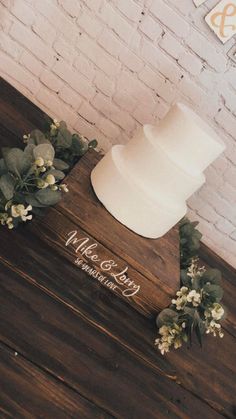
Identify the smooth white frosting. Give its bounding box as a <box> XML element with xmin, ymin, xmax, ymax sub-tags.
<box><xmin>91</xmin><ymin>146</ymin><xmax>186</xmax><ymax>238</ymax></box>
<box><xmin>91</xmin><ymin>102</ymin><xmax>225</xmax><ymax>238</ymax></box>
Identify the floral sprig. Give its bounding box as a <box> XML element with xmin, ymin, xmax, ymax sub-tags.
<box><xmin>0</xmin><ymin>119</ymin><xmax>97</xmax><ymax>229</ymax></box>
<box><xmin>155</xmin><ymin>218</ymin><xmax>225</xmax><ymax>355</ymax></box>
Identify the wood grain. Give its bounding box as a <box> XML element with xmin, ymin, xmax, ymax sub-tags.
<box><xmin>0</xmin><ymin>76</ymin><xmax>236</xmax><ymax>419</ymax></box>
<box><xmin>0</xmin><ymin>260</ymin><xmax>224</xmax><ymax>419</ymax></box>
<box><xmin>0</xmin><ymin>342</ymin><xmax>111</xmax><ymax>419</ymax></box>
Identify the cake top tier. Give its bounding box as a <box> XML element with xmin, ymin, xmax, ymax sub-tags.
<box><xmin>146</xmin><ymin>103</ymin><xmax>225</xmax><ymax>176</ymax></box>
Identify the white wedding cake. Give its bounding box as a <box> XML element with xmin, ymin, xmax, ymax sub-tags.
<box><xmin>91</xmin><ymin>103</ymin><xmax>225</xmax><ymax>238</ymax></box>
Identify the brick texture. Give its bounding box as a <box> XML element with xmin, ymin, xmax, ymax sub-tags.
<box><xmin>0</xmin><ymin>0</ymin><xmax>236</xmax><ymax>268</ymax></box>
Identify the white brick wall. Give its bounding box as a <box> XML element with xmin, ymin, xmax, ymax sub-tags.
<box><xmin>0</xmin><ymin>0</ymin><xmax>236</xmax><ymax>268</ymax></box>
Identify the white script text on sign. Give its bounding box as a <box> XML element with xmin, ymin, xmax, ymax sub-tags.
<box><xmin>65</xmin><ymin>230</ymin><xmax>141</xmax><ymax>297</ymax></box>
<box><xmin>205</xmin><ymin>0</ymin><xmax>236</xmax><ymax>43</ymax></box>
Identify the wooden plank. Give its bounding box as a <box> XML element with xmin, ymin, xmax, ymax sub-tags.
<box><xmin>58</xmin><ymin>150</ymin><xmax>180</xmax><ymax>291</ymax></box>
<box><xmin>0</xmin><ymin>261</ymin><xmax>224</xmax><ymax>419</ymax></box>
<box><xmin>35</xmin><ymin>149</ymin><xmax>179</xmax><ymax>316</ymax></box>
<box><xmin>32</xmin><ymin>208</ymin><xmax>173</xmax><ymax>316</ymax></box>
<box><xmin>0</xmin><ymin>342</ymin><xmax>111</xmax><ymax>419</ymax></box>
<box><xmin>0</xmin><ymin>227</ymin><xmax>235</xmax><ymax>417</ymax></box>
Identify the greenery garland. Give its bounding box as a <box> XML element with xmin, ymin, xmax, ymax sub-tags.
<box><xmin>155</xmin><ymin>218</ymin><xmax>225</xmax><ymax>355</ymax></box>
<box><xmin>0</xmin><ymin>119</ymin><xmax>226</xmax><ymax>355</ymax></box>
<box><xmin>0</xmin><ymin>118</ymin><xmax>97</xmax><ymax>229</ymax></box>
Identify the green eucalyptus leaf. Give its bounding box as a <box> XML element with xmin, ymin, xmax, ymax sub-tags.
<box><xmin>56</xmin><ymin>127</ymin><xmax>72</xmax><ymax>148</ymax></box>
<box><xmin>25</xmin><ymin>194</ymin><xmax>47</xmax><ymax>208</ymax></box>
<box><xmin>71</xmin><ymin>136</ymin><xmax>88</xmax><ymax>156</ymax></box>
<box><xmin>35</xmin><ymin>189</ymin><xmax>62</xmax><ymax>206</ymax></box>
<box><xmin>53</xmin><ymin>158</ymin><xmax>69</xmax><ymax>171</ymax></box>
<box><xmin>0</xmin><ymin>158</ymin><xmax>7</xmax><ymax>176</ymax></box>
<box><xmin>88</xmin><ymin>139</ymin><xmax>98</xmax><ymax>149</ymax></box>
<box><xmin>45</xmin><ymin>169</ymin><xmax>65</xmax><ymax>180</ymax></box>
<box><xmin>203</xmin><ymin>283</ymin><xmax>224</xmax><ymax>302</ymax></box>
<box><xmin>2</xmin><ymin>148</ymin><xmax>25</xmax><ymax>176</ymax></box>
<box><xmin>33</xmin><ymin>144</ymin><xmax>55</xmax><ymax>162</ymax></box>
<box><xmin>30</xmin><ymin>129</ymin><xmax>50</xmax><ymax>145</ymax></box>
<box><xmin>201</xmin><ymin>268</ymin><xmax>222</xmax><ymax>286</ymax></box>
<box><xmin>0</xmin><ymin>173</ymin><xmax>15</xmax><ymax>200</ymax></box>
<box><xmin>156</xmin><ymin>308</ymin><xmax>179</xmax><ymax>328</ymax></box>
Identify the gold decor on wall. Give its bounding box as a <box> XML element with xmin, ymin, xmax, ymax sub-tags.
<box><xmin>205</xmin><ymin>0</ymin><xmax>236</xmax><ymax>43</ymax></box>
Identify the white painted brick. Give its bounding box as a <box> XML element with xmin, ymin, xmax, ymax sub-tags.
<box><xmin>73</xmin><ymin>53</ymin><xmax>95</xmax><ymax>80</ymax></box>
<box><xmin>223</xmin><ymin>165</ymin><xmax>236</xmax><ymax>188</ymax></box>
<box><xmin>141</xmin><ymin>38</ymin><xmax>183</xmax><ymax>83</ymax></box>
<box><xmin>53</xmin><ymin>59</ymin><xmax>96</xmax><ymax>99</ymax></box>
<box><xmin>81</xmin><ymin>0</ymin><xmax>103</xmax><ymax>13</ymax></box>
<box><xmin>92</xmin><ymin>93</ymin><xmax>136</xmax><ymax>132</ymax></box>
<box><xmin>58</xmin><ymin>0</ymin><xmax>81</xmax><ymax>18</ymax></box>
<box><xmin>59</xmin><ymin>85</ymin><xmax>82</xmax><ymax>109</ymax></box>
<box><xmin>94</xmin><ymin>71</ymin><xmax>114</xmax><ymax>96</ymax></box>
<box><xmin>139</xmin><ymin>15</ymin><xmax>163</xmax><ymax>40</ymax></box>
<box><xmin>0</xmin><ymin>51</ymin><xmax>40</xmax><ymax>95</ymax></box>
<box><xmin>230</xmin><ymin>230</ymin><xmax>236</xmax><ymax>241</ymax></box>
<box><xmin>150</xmin><ymin>0</ymin><xmax>190</xmax><ymax>38</ymax></box>
<box><xmin>36</xmin><ymin>87</ymin><xmax>78</xmax><ymax>127</ymax></box>
<box><xmin>113</xmin><ymin>91</ymin><xmax>137</xmax><ymax>112</ymax></box>
<box><xmin>218</xmin><ymin>182</ymin><xmax>236</xmax><ymax>204</ymax></box>
<box><xmin>10</xmin><ymin>21</ymin><xmax>54</xmax><ymax>65</ymax></box>
<box><xmin>132</xmin><ymin>102</ymin><xmax>156</xmax><ymax>124</ymax></box>
<box><xmin>11</xmin><ymin>0</ymin><xmax>35</xmax><ymax>26</ymax></box>
<box><xmin>167</xmin><ymin>0</ymin><xmax>194</xmax><ymax>15</ymax></box>
<box><xmin>119</xmin><ymin>47</ymin><xmax>144</xmax><ymax>72</ymax></box>
<box><xmin>98</xmin><ymin>117</ymin><xmax>121</xmax><ymax>139</ymax></box>
<box><xmin>159</xmin><ymin>33</ymin><xmax>185</xmax><ymax>60</ymax></box>
<box><xmin>98</xmin><ymin>28</ymin><xmax>123</xmax><ymax>57</ymax></box>
<box><xmin>19</xmin><ymin>50</ymin><xmax>44</xmax><ymax>77</ymax></box>
<box><xmin>178</xmin><ymin>51</ymin><xmax>203</xmax><ymax>76</ymax></box>
<box><xmin>139</xmin><ymin>66</ymin><xmax>176</xmax><ymax>103</ymax></box>
<box><xmin>198</xmin><ymin>69</ymin><xmax>220</xmax><ymax>92</ymax></box>
<box><xmin>215</xmin><ymin>108</ymin><xmax>236</xmax><ymax>138</ymax></box>
<box><xmin>0</xmin><ymin>31</ymin><xmax>22</xmax><ymax>59</ymax></box>
<box><xmin>78</xmin><ymin>102</ymin><xmax>100</xmax><ymax>126</ymax></box>
<box><xmin>53</xmin><ymin>38</ymin><xmax>76</xmax><ymax>64</ymax></box>
<box><xmin>40</xmin><ymin>70</ymin><xmax>63</xmax><ymax>92</ymax></box>
<box><xmin>215</xmin><ymin>218</ymin><xmax>235</xmax><ymax>235</ymax></box>
<box><xmin>116</xmin><ymin>0</ymin><xmax>143</xmax><ymax>22</ymax></box>
<box><xmin>178</xmin><ymin>76</ymin><xmax>206</xmax><ymax>104</ymax></box>
<box><xmin>77</xmin><ymin>10</ymin><xmax>103</xmax><ymax>38</ymax></box>
<box><xmin>77</xmin><ymin>33</ymin><xmax>121</xmax><ymax>76</ymax></box>
<box><xmin>205</xmin><ymin>166</ymin><xmax>224</xmax><ymax>188</ymax></box>
<box><xmin>98</xmin><ymin>2</ymin><xmax>134</xmax><ymax>42</ymax></box>
<box><xmin>117</xmin><ymin>69</ymin><xmax>156</xmax><ymax>105</ymax></box>
<box><xmin>32</xmin><ymin>15</ymin><xmax>57</xmax><ymax>45</ymax></box>
<box><xmin>33</xmin><ymin>0</ymin><xmax>77</xmax><ymax>43</ymax></box>
<box><xmin>187</xmin><ymin>29</ymin><xmax>227</xmax><ymax>72</ymax></box>
<box><xmin>153</xmin><ymin>100</ymin><xmax>169</xmax><ymax>120</ymax></box>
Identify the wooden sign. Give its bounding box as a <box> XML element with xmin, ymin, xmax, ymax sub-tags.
<box><xmin>193</xmin><ymin>0</ymin><xmax>207</xmax><ymax>6</ymax></box>
<box><xmin>33</xmin><ymin>150</ymin><xmax>180</xmax><ymax>318</ymax></box>
<box><xmin>205</xmin><ymin>0</ymin><xmax>236</xmax><ymax>43</ymax></box>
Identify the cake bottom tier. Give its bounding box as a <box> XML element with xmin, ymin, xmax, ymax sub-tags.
<box><xmin>91</xmin><ymin>146</ymin><xmax>187</xmax><ymax>238</ymax></box>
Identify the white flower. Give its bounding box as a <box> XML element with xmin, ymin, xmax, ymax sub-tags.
<box><xmin>11</xmin><ymin>204</ymin><xmax>33</xmax><ymax>222</ymax></box>
<box><xmin>37</xmin><ymin>179</ymin><xmax>48</xmax><ymax>189</ymax></box>
<box><xmin>211</xmin><ymin>303</ymin><xmax>224</xmax><ymax>321</ymax></box>
<box><xmin>46</xmin><ymin>160</ymin><xmax>53</xmax><ymax>167</ymax></box>
<box><xmin>51</xmin><ymin>185</ymin><xmax>58</xmax><ymax>191</ymax></box>
<box><xmin>35</xmin><ymin>157</ymin><xmax>45</xmax><ymax>167</ymax></box>
<box><xmin>186</xmin><ymin>290</ymin><xmax>201</xmax><ymax>307</ymax></box>
<box><xmin>45</xmin><ymin>174</ymin><xmax>56</xmax><ymax>185</ymax></box>
<box><xmin>6</xmin><ymin>217</ymin><xmax>14</xmax><ymax>229</ymax></box>
<box><xmin>206</xmin><ymin>320</ymin><xmax>224</xmax><ymax>338</ymax></box>
<box><xmin>172</xmin><ymin>287</ymin><xmax>189</xmax><ymax>310</ymax></box>
<box><xmin>60</xmin><ymin>183</ymin><xmax>69</xmax><ymax>192</ymax></box>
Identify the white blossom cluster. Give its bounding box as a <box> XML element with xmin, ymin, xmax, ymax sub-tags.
<box><xmin>155</xmin><ymin>323</ymin><xmax>188</xmax><ymax>355</ymax></box>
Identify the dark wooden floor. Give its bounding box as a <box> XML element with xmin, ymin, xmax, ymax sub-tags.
<box><xmin>0</xmin><ymin>77</ymin><xmax>236</xmax><ymax>419</ymax></box>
